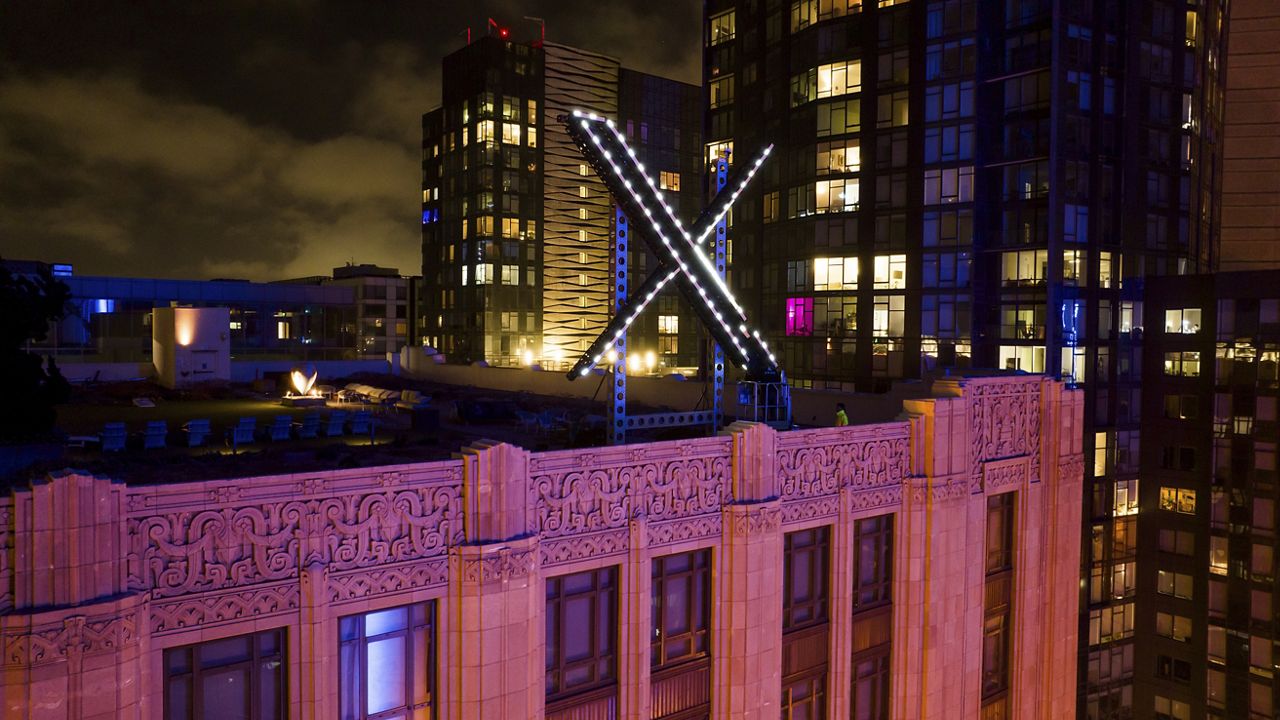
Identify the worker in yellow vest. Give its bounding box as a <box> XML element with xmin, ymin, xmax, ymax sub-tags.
<box><xmin>835</xmin><ymin>402</ymin><xmax>849</xmax><ymax>427</ymax></box>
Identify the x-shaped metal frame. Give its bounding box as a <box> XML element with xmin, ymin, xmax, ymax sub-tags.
<box><xmin>560</xmin><ymin>111</ymin><xmax>781</xmax><ymax>382</ymax></box>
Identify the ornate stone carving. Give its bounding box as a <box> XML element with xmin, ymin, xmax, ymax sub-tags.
<box><xmin>4</xmin><ymin>614</ymin><xmax>138</xmax><ymax>666</ymax></box>
<box><xmin>646</xmin><ymin>515</ymin><xmax>722</xmax><ymax>548</ymax></box>
<box><xmin>540</xmin><ymin>528</ymin><xmax>629</xmax><ymax>567</ymax></box>
<box><xmin>328</xmin><ymin>558</ymin><xmax>449</xmax><ymax>604</ymax></box>
<box><xmin>1058</xmin><ymin>456</ymin><xmax>1086</xmax><ymax>484</ymax></box>
<box><xmin>456</xmin><ymin>546</ymin><xmax>539</xmax><ymax>584</ymax></box>
<box><xmin>968</xmin><ymin>379</ymin><xmax>1042</xmax><ymax>484</ymax></box>
<box><xmin>129</xmin><ymin>484</ymin><xmax>461</xmax><ymax>598</ymax></box>
<box><xmin>776</xmin><ymin>429</ymin><xmax>910</xmax><ymax>500</ymax></box>
<box><xmin>847</xmin><ymin>486</ymin><xmax>903</xmax><ymax>513</ymax></box>
<box><xmin>530</xmin><ymin>441</ymin><xmax>731</xmax><ymax>537</ymax></box>
<box><xmin>981</xmin><ymin>457</ymin><xmax>1028</xmax><ymax>494</ymax></box>
<box><xmin>727</xmin><ymin>505</ymin><xmax>781</xmax><ymax>536</ymax></box>
<box><xmin>781</xmin><ymin>496</ymin><xmax>840</xmax><ymax>524</ymax></box>
<box><xmin>150</xmin><ymin>583</ymin><xmax>298</xmax><ymax>635</ymax></box>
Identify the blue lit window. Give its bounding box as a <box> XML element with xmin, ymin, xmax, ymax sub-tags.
<box><xmin>340</xmin><ymin>602</ymin><xmax>435</xmax><ymax>720</ymax></box>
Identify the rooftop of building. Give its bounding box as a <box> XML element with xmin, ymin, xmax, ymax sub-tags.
<box><xmin>0</xmin><ymin>360</ymin><xmax>1039</xmax><ymax>489</ymax></box>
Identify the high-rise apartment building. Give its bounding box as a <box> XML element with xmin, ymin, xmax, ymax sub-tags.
<box><xmin>701</xmin><ymin>1</ymin><xmax>1229</xmax><ymax>716</ymax></box>
<box><xmin>421</xmin><ymin>34</ymin><xmax>703</xmax><ymax>371</ymax></box>
<box><xmin>1220</xmin><ymin>0</ymin><xmax>1280</xmax><ymax>270</ymax></box>
<box><xmin>1139</xmin><ymin>270</ymin><xmax>1279</xmax><ymax>719</ymax></box>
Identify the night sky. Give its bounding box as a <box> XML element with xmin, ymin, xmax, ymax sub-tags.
<box><xmin>0</xmin><ymin>1</ymin><xmax>701</xmax><ymax>281</ymax></box>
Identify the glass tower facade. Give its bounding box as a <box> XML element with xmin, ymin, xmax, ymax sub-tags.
<box><xmin>702</xmin><ymin>1</ymin><xmax>1229</xmax><ymax>716</ymax></box>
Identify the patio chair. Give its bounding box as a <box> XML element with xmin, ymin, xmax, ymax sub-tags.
<box><xmin>348</xmin><ymin>410</ymin><xmax>373</xmax><ymax>436</ymax></box>
<box><xmin>263</xmin><ymin>415</ymin><xmax>291</xmax><ymax>442</ymax></box>
<box><xmin>182</xmin><ymin>419</ymin><xmax>211</xmax><ymax>447</ymax></box>
<box><xmin>226</xmin><ymin>417</ymin><xmax>256</xmax><ymax>450</ymax></box>
<box><xmin>322</xmin><ymin>411</ymin><xmax>348</xmax><ymax>437</ymax></box>
<box><xmin>99</xmin><ymin>422</ymin><xmax>127</xmax><ymax>452</ymax></box>
<box><xmin>142</xmin><ymin>421</ymin><xmax>167</xmax><ymax>450</ymax></box>
<box><xmin>293</xmin><ymin>412</ymin><xmax>320</xmax><ymax>439</ymax></box>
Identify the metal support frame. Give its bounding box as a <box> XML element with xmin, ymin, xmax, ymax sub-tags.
<box><xmin>608</xmin><ymin>207</ymin><xmax>629</xmax><ymax>445</ymax></box>
<box><xmin>710</xmin><ymin>154</ymin><xmax>729</xmax><ymax>431</ymax></box>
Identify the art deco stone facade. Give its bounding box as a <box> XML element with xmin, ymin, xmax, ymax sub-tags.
<box><xmin>0</xmin><ymin>375</ymin><xmax>1081</xmax><ymax>719</ymax></box>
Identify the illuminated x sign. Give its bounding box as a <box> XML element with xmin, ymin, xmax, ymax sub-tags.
<box><xmin>562</xmin><ymin>111</ymin><xmax>781</xmax><ymax>382</ymax></box>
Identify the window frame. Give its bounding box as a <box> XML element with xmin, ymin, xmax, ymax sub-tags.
<box><xmin>163</xmin><ymin>628</ymin><xmax>287</xmax><ymax>720</ymax></box>
<box><xmin>338</xmin><ymin>602</ymin><xmax>436</xmax><ymax>720</ymax></box>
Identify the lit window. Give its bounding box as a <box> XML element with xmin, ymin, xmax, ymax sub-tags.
<box><xmin>816</xmin><ymin>139</ymin><xmax>860</xmax><ymax>175</ymax></box>
<box><xmin>815</xmin><ymin>178</ymin><xmax>859</xmax><ymax>213</ymax></box>
<box><xmin>923</xmin><ymin>167</ymin><xmax>973</xmax><ymax>205</ymax></box>
<box><xmin>276</xmin><ymin>320</ymin><xmax>290</xmax><ymax>340</ymax></box>
<box><xmin>1164</xmin><ymin>308</ymin><xmax>1202</xmax><ymax>334</ymax></box>
<box><xmin>340</xmin><ymin>603</ymin><xmax>435</xmax><ymax>720</ymax></box>
<box><xmin>1159</xmin><ymin>487</ymin><xmax>1197</xmax><ymax>515</ymax></box>
<box><xmin>813</xmin><ymin>256</ymin><xmax>858</xmax><ymax>291</ymax></box>
<box><xmin>474</xmin><ymin>264</ymin><xmax>492</xmax><ymax>286</ymax></box>
<box><xmin>1000</xmin><ymin>250</ymin><xmax>1048</xmax><ymax>287</ymax></box>
<box><xmin>1157</xmin><ymin>570</ymin><xmax>1193</xmax><ymax>600</ymax></box>
<box><xmin>659</xmin><ymin>171</ymin><xmax>681</xmax><ymax>191</ymax></box>
<box><xmin>710</xmin><ymin>75</ymin><xmax>736</xmax><ymax>109</ymax></box>
<box><xmin>818</xmin><ymin>60</ymin><xmax>861</xmax><ymax>98</ymax></box>
<box><xmin>500</xmin><ymin>264</ymin><xmax>519</xmax><ymax>285</ymax></box>
<box><xmin>708</xmin><ymin>9</ymin><xmax>735</xmax><ymax>46</ymax></box>
<box><xmin>476</xmin><ymin>120</ymin><xmax>494</xmax><ymax>143</ymax></box>
<box><xmin>998</xmin><ymin>345</ymin><xmax>1046</xmax><ymax>373</ymax></box>
<box><xmin>658</xmin><ymin>314</ymin><xmax>679</xmax><ymax>335</ymax></box>
<box><xmin>527</xmin><ymin>126</ymin><xmax>537</xmax><ymax>147</ymax></box>
<box><xmin>786</xmin><ymin>297</ymin><xmax>815</xmax><ymax>336</ymax></box>
<box><xmin>502</xmin><ymin>122</ymin><xmax>521</xmax><ymax>144</ymax></box>
<box><xmin>873</xmin><ymin>254</ymin><xmax>906</xmax><ymax>289</ymax></box>
<box><xmin>1113</xmin><ymin>479</ymin><xmax>1138</xmax><ymax>516</ymax></box>
<box><xmin>1063</xmin><ymin>250</ymin><xmax>1086</xmax><ymax>286</ymax></box>
<box><xmin>579</xmin><ymin>208</ymin><xmax>588</xmax><ymax>220</ymax></box>
<box><xmin>706</xmin><ymin>140</ymin><xmax>734</xmax><ymax>166</ymax></box>
<box><xmin>1163</xmin><ymin>352</ymin><xmax>1201</xmax><ymax>377</ymax></box>
<box><xmin>791</xmin><ymin>0</ymin><xmax>863</xmax><ymax>32</ymax></box>
<box><xmin>579</xmin><ymin>186</ymin><xmax>588</xmax><ymax>198</ymax></box>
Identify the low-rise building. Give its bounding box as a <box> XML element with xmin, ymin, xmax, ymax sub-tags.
<box><xmin>0</xmin><ymin>375</ymin><xmax>1082</xmax><ymax>719</ymax></box>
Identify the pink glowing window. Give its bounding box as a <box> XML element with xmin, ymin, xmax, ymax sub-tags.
<box><xmin>787</xmin><ymin>297</ymin><xmax>814</xmax><ymax>336</ymax></box>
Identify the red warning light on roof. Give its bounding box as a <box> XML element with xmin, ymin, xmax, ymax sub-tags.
<box><xmin>500</xmin><ymin>28</ymin><xmax>509</xmax><ymax>38</ymax></box>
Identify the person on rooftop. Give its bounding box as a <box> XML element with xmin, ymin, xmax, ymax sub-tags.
<box><xmin>835</xmin><ymin>402</ymin><xmax>848</xmax><ymax>427</ymax></box>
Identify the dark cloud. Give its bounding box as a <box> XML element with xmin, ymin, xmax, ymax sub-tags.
<box><xmin>0</xmin><ymin>1</ymin><xmax>701</xmax><ymax>281</ymax></box>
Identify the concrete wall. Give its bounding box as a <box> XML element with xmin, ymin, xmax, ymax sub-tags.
<box><xmin>151</xmin><ymin>307</ymin><xmax>230</xmax><ymax>388</ymax></box>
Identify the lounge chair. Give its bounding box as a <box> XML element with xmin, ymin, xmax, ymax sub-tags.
<box><xmin>99</xmin><ymin>422</ymin><xmax>127</xmax><ymax>452</ymax></box>
<box><xmin>293</xmin><ymin>412</ymin><xmax>320</xmax><ymax>439</ymax></box>
<box><xmin>322</xmin><ymin>411</ymin><xmax>348</xmax><ymax>437</ymax></box>
<box><xmin>142</xmin><ymin>421</ymin><xmax>167</xmax><ymax>450</ymax></box>
<box><xmin>348</xmin><ymin>411</ymin><xmax>373</xmax><ymax>436</ymax></box>
<box><xmin>182</xmin><ymin>419</ymin><xmax>211</xmax><ymax>447</ymax></box>
<box><xmin>262</xmin><ymin>415</ymin><xmax>291</xmax><ymax>442</ymax></box>
<box><xmin>226</xmin><ymin>417</ymin><xmax>256</xmax><ymax>449</ymax></box>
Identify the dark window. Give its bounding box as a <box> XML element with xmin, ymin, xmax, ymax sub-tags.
<box><xmin>781</xmin><ymin>673</ymin><xmax>826</xmax><ymax>719</ymax></box>
<box><xmin>784</xmin><ymin>526</ymin><xmax>831</xmax><ymax>629</ymax></box>
<box><xmin>852</xmin><ymin>515</ymin><xmax>893</xmax><ymax>720</ymax></box>
<box><xmin>546</xmin><ymin>566</ymin><xmax>618</xmax><ymax>700</ymax></box>
<box><xmin>985</xmin><ymin>493</ymin><xmax>1015</xmax><ymax>574</ymax></box>
<box><xmin>852</xmin><ymin>653</ymin><xmax>891</xmax><ymax>720</ymax></box>
<box><xmin>651</xmin><ymin>549</ymin><xmax>712</xmax><ymax>667</ymax></box>
<box><xmin>164</xmin><ymin>629</ymin><xmax>286</xmax><ymax>720</ymax></box>
<box><xmin>981</xmin><ymin>494</ymin><xmax>1015</xmax><ymax>712</ymax></box>
<box><xmin>339</xmin><ymin>602</ymin><xmax>435</xmax><ymax>720</ymax></box>
<box><xmin>651</xmin><ymin>550</ymin><xmax>712</xmax><ymax>720</ymax></box>
<box><xmin>854</xmin><ymin>515</ymin><xmax>893</xmax><ymax>609</ymax></box>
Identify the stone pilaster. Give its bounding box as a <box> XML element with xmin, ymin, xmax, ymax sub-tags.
<box><xmin>619</xmin><ymin>517</ymin><xmax>652</xmax><ymax>719</ymax></box>
<box><xmin>445</xmin><ymin>441</ymin><xmax>543</xmax><ymax>719</ymax></box>
<box><xmin>445</xmin><ymin>538</ymin><xmax>542</xmax><ymax>720</ymax></box>
<box><xmin>713</xmin><ymin>501</ymin><xmax>782</xmax><ymax>720</ymax></box>
<box><xmin>1</xmin><ymin>473</ymin><xmax>145</xmax><ymax>719</ymax></box>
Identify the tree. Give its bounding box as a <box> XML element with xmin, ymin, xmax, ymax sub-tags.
<box><xmin>0</xmin><ymin>260</ymin><xmax>71</xmax><ymax>440</ymax></box>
